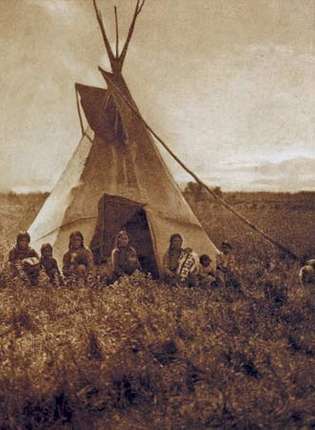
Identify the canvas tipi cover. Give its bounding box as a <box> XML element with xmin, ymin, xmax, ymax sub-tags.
<box><xmin>28</xmin><ymin>1</ymin><xmax>219</xmax><ymax>274</ymax></box>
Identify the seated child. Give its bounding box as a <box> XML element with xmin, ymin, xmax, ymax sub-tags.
<box><xmin>198</xmin><ymin>254</ymin><xmax>216</xmax><ymax>288</ymax></box>
<box><xmin>40</xmin><ymin>243</ymin><xmax>63</xmax><ymax>286</ymax></box>
<box><xmin>21</xmin><ymin>257</ymin><xmax>42</xmax><ymax>286</ymax></box>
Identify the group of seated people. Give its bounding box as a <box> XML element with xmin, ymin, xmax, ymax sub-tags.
<box><xmin>4</xmin><ymin>229</ymin><xmax>237</xmax><ymax>288</ymax></box>
<box><xmin>163</xmin><ymin>233</ymin><xmax>236</xmax><ymax>288</ymax></box>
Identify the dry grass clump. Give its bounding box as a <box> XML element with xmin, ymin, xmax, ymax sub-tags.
<box><xmin>0</xmin><ymin>262</ymin><xmax>314</xmax><ymax>429</ymax></box>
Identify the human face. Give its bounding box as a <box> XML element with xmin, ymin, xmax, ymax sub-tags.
<box><xmin>42</xmin><ymin>248</ymin><xmax>52</xmax><ymax>258</ymax></box>
<box><xmin>117</xmin><ymin>233</ymin><xmax>129</xmax><ymax>248</ymax></box>
<box><xmin>171</xmin><ymin>237</ymin><xmax>182</xmax><ymax>251</ymax></box>
<box><xmin>71</xmin><ymin>237</ymin><xmax>82</xmax><ymax>250</ymax></box>
<box><xmin>222</xmin><ymin>245</ymin><xmax>230</xmax><ymax>255</ymax></box>
<box><xmin>18</xmin><ymin>238</ymin><xmax>29</xmax><ymax>250</ymax></box>
<box><xmin>201</xmin><ymin>258</ymin><xmax>210</xmax><ymax>267</ymax></box>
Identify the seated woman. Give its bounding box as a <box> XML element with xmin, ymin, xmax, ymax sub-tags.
<box><xmin>62</xmin><ymin>231</ymin><xmax>94</xmax><ymax>279</ymax></box>
<box><xmin>111</xmin><ymin>230</ymin><xmax>140</xmax><ymax>280</ymax></box>
<box><xmin>163</xmin><ymin>234</ymin><xmax>199</xmax><ymax>287</ymax></box>
<box><xmin>163</xmin><ymin>233</ymin><xmax>184</xmax><ymax>285</ymax></box>
<box><xmin>8</xmin><ymin>232</ymin><xmax>39</xmax><ymax>280</ymax></box>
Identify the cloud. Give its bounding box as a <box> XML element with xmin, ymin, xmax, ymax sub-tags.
<box><xmin>26</xmin><ymin>0</ymin><xmax>77</xmax><ymax>19</ymax></box>
<box><xmin>254</xmin><ymin>157</ymin><xmax>315</xmax><ymax>180</ymax></box>
<box><xmin>198</xmin><ymin>157</ymin><xmax>315</xmax><ymax>192</ymax></box>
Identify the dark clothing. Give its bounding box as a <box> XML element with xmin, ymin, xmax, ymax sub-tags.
<box><xmin>62</xmin><ymin>247</ymin><xmax>94</xmax><ymax>277</ymax></box>
<box><xmin>40</xmin><ymin>257</ymin><xmax>61</xmax><ymax>283</ymax></box>
<box><xmin>9</xmin><ymin>246</ymin><xmax>38</xmax><ymax>263</ymax></box>
<box><xmin>216</xmin><ymin>253</ymin><xmax>241</xmax><ymax>289</ymax></box>
<box><xmin>111</xmin><ymin>246</ymin><xmax>140</xmax><ymax>278</ymax></box>
<box><xmin>8</xmin><ymin>246</ymin><xmax>39</xmax><ymax>279</ymax></box>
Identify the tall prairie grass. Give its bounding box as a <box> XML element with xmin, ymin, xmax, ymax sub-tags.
<box><xmin>0</xmin><ymin>262</ymin><xmax>314</xmax><ymax>429</ymax></box>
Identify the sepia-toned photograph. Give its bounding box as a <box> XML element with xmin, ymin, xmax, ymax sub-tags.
<box><xmin>0</xmin><ymin>0</ymin><xmax>314</xmax><ymax>428</ymax></box>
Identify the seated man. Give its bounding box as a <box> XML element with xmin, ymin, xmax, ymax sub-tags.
<box><xmin>40</xmin><ymin>243</ymin><xmax>63</xmax><ymax>286</ymax></box>
<box><xmin>111</xmin><ymin>230</ymin><xmax>140</xmax><ymax>280</ymax></box>
<box><xmin>216</xmin><ymin>241</ymin><xmax>240</xmax><ymax>289</ymax></box>
<box><xmin>198</xmin><ymin>254</ymin><xmax>217</xmax><ymax>288</ymax></box>
<box><xmin>8</xmin><ymin>232</ymin><xmax>39</xmax><ymax>280</ymax></box>
<box><xmin>63</xmin><ymin>231</ymin><xmax>94</xmax><ymax>280</ymax></box>
<box><xmin>217</xmin><ymin>241</ymin><xmax>235</xmax><ymax>269</ymax></box>
<box><xmin>299</xmin><ymin>259</ymin><xmax>315</xmax><ymax>287</ymax></box>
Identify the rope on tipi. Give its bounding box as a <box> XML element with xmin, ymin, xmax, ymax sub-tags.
<box><xmin>100</xmin><ymin>75</ymin><xmax>299</xmax><ymax>260</ymax></box>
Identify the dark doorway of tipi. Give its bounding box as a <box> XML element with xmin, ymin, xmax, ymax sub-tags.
<box><xmin>91</xmin><ymin>194</ymin><xmax>159</xmax><ymax>278</ymax></box>
<box><xmin>123</xmin><ymin>209</ymin><xmax>158</xmax><ymax>278</ymax></box>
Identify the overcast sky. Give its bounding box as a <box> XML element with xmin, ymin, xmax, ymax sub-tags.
<box><xmin>0</xmin><ymin>0</ymin><xmax>314</xmax><ymax>192</ymax></box>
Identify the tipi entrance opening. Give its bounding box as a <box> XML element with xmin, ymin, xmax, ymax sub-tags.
<box><xmin>90</xmin><ymin>194</ymin><xmax>159</xmax><ymax>278</ymax></box>
<box><xmin>123</xmin><ymin>209</ymin><xmax>159</xmax><ymax>278</ymax></box>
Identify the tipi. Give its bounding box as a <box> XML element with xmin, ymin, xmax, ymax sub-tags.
<box><xmin>28</xmin><ymin>0</ymin><xmax>219</xmax><ymax>276</ymax></box>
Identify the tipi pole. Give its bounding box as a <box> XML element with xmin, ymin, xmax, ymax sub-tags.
<box><xmin>75</xmin><ymin>86</ymin><xmax>85</xmax><ymax>137</ymax></box>
<box><xmin>100</xmin><ymin>71</ymin><xmax>299</xmax><ymax>260</ymax></box>
<box><xmin>114</xmin><ymin>6</ymin><xmax>119</xmax><ymax>58</ymax></box>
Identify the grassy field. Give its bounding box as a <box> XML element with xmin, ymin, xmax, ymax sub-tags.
<box><xmin>184</xmin><ymin>189</ymin><xmax>315</xmax><ymax>261</ymax></box>
<box><xmin>0</xmin><ymin>191</ymin><xmax>314</xmax><ymax>429</ymax></box>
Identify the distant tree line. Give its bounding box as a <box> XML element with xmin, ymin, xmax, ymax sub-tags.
<box><xmin>183</xmin><ymin>182</ymin><xmax>223</xmax><ymax>200</ymax></box>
